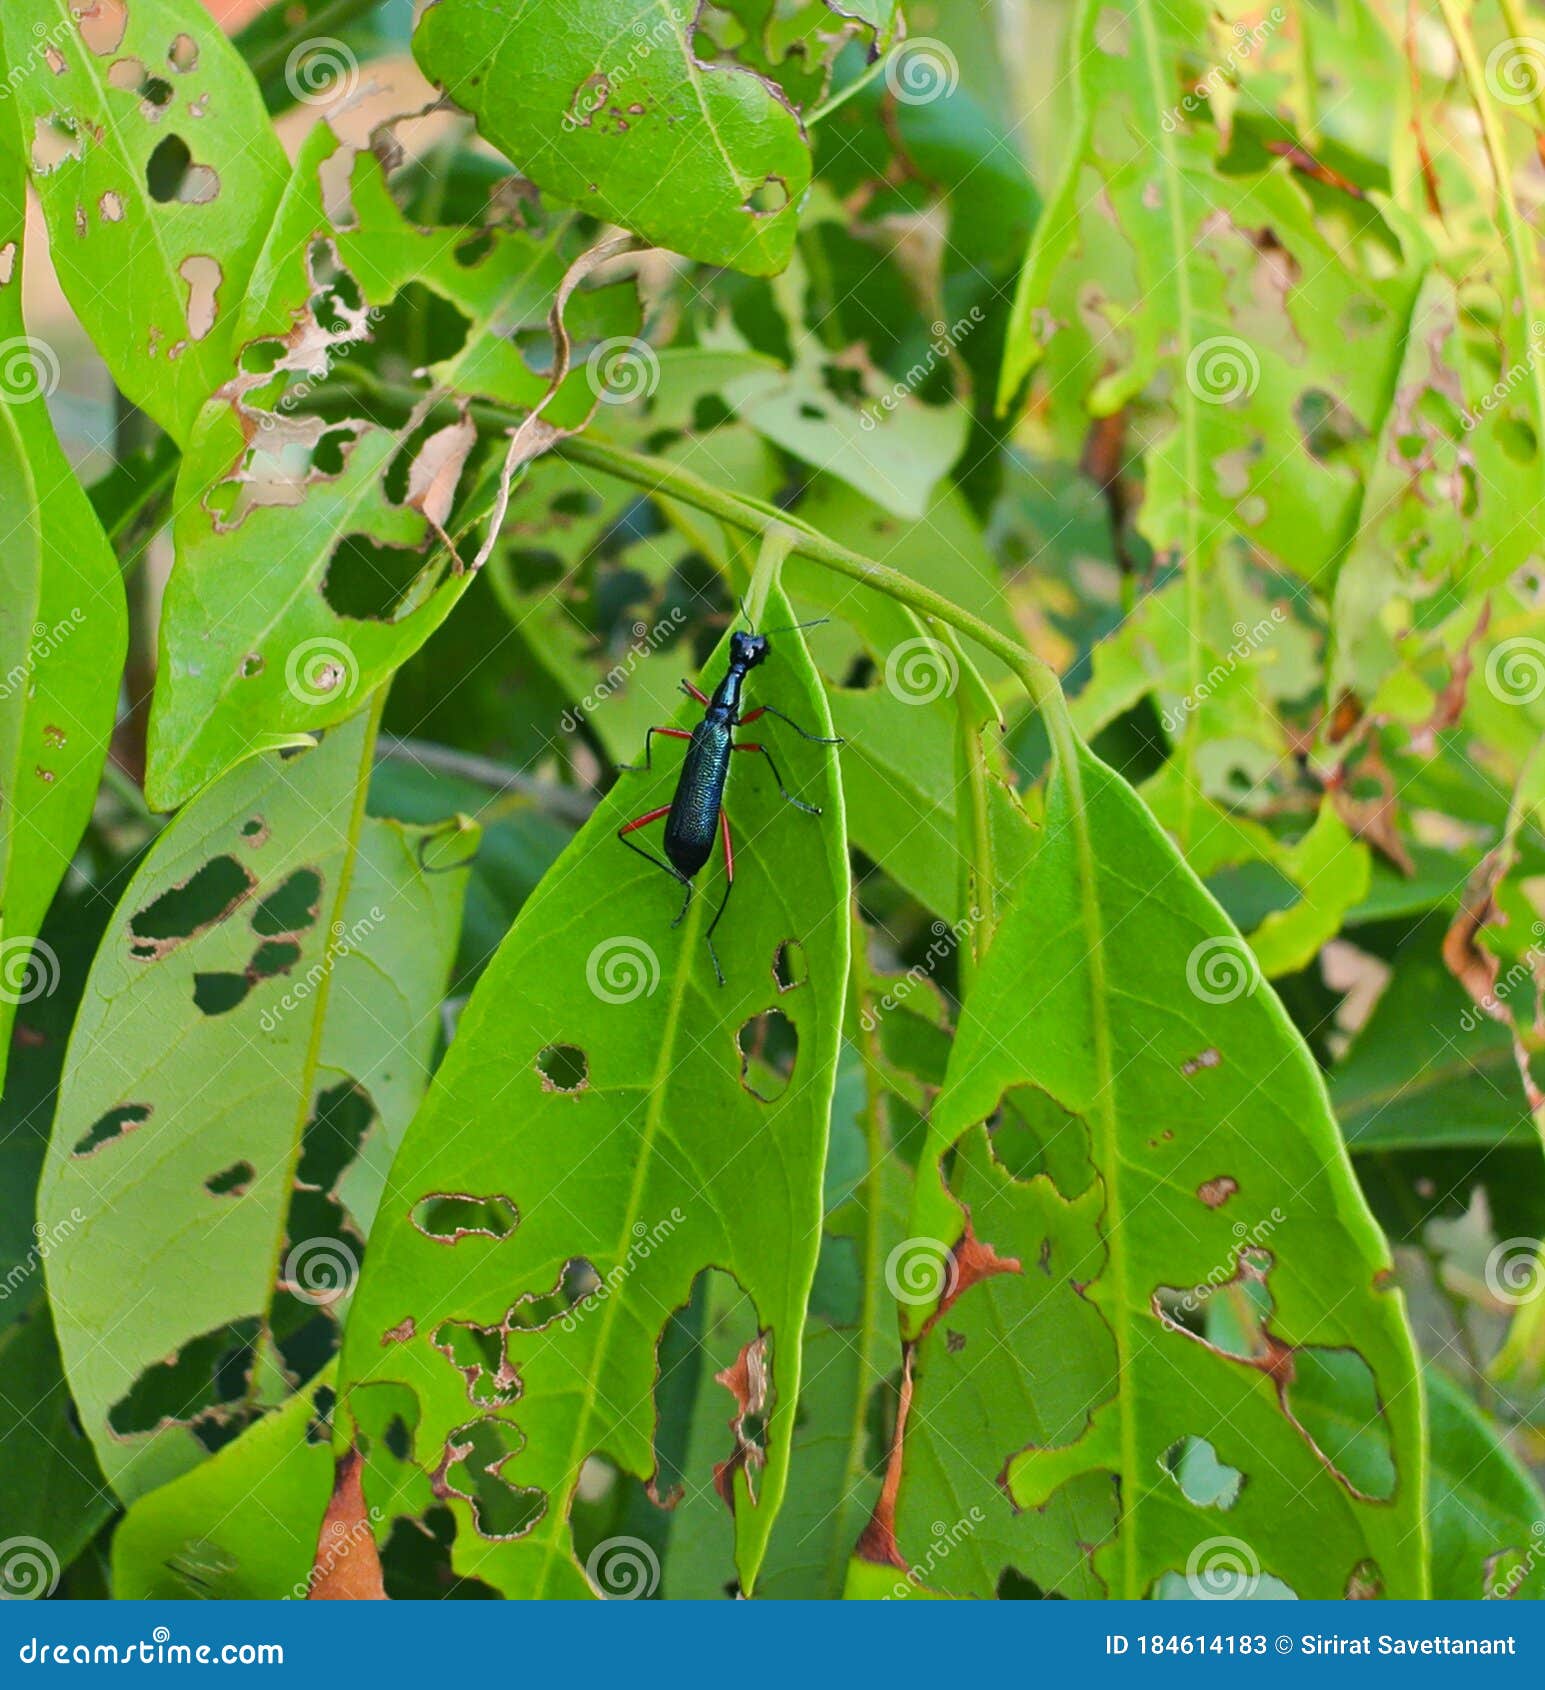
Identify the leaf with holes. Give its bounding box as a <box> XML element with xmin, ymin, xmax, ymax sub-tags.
<box><xmin>413</xmin><ymin>0</ymin><xmax>854</xmax><ymax>276</ymax></box>
<box><xmin>0</xmin><ymin>136</ymin><xmax>126</xmax><ymax>1087</ymax></box>
<box><xmin>336</xmin><ymin>592</ymin><xmax>849</xmax><ymax>1596</ymax></box>
<box><xmin>868</xmin><ymin>735</ymin><xmax>1425</xmax><ymax>1597</ymax></box>
<box><xmin>37</xmin><ymin>709</ymin><xmax>474</xmax><ymax>1502</ymax></box>
<box><xmin>2</xmin><ymin>0</ymin><xmax>291</xmax><ymax>443</ymax></box>
<box><xmin>113</xmin><ymin>1368</ymin><xmax>339</xmax><ymax>1598</ymax></box>
<box><xmin>143</xmin><ymin>124</ymin><xmax>638</xmax><ymax>812</ymax></box>
<box><xmin>998</xmin><ymin>0</ymin><xmax>1417</xmax><ymax>594</ymax></box>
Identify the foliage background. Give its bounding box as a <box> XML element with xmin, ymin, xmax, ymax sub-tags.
<box><xmin>1</xmin><ymin>0</ymin><xmax>1545</xmax><ymax>1603</ymax></box>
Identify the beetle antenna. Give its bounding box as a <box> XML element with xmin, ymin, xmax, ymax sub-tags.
<box><xmin>757</xmin><ymin>616</ymin><xmax>830</xmax><ymax>637</ymax></box>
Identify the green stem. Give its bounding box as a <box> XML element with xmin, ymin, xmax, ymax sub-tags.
<box><xmin>322</xmin><ymin>371</ymin><xmax>1083</xmax><ymax>770</ymax></box>
<box><xmin>804</xmin><ymin>46</ymin><xmax>893</xmax><ymax>126</ymax></box>
<box><xmin>552</xmin><ymin>434</ymin><xmax>1080</xmax><ymax>768</ymax></box>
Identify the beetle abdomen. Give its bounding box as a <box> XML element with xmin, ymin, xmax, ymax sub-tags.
<box><xmin>664</xmin><ymin>720</ymin><xmax>729</xmax><ymax>877</ymax></box>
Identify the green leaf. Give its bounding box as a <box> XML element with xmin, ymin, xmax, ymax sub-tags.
<box><xmin>413</xmin><ymin>0</ymin><xmax>815</xmax><ymax>275</ymax></box>
<box><xmin>1426</xmin><ymin>1368</ymin><xmax>1545</xmax><ymax>1600</ymax></box>
<box><xmin>2</xmin><ymin>0</ymin><xmax>290</xmax><ymax>443</ymax></box>
<box><xmin>893</xmin><ymin>736</ymin><xmax>1425</xmax><ymax>1596</ymax></box>
<box><xmin>0</xmin><ymin>1307</ymin><xmax>114</xmax><ymax>1581</ymax></box>
<box><xmin>38</xmin><ymin>706</ymin><xmax>472</xmax><ymax>1502</ymax></box>
<box><xmin>703</xmin><ymin>257</ymin><xmax>972</xmax><ymax>518</ymax></box>
<box><xmin>0</xmin><ymin>138</ymin><xmax>126</xmax><ymax>1088</ymax></box>
<box><xmin>337</xmin><ymin>594</ymin><xmax>849</xmax><ymax>1597</ymax></box>
<box><xmin>143</xmin><ymin>125</ymin><xmax>638</xmax><ymax>811</ymax></box>
<box><xmin>998</xmin><ymin>0</ymin><xmax>1415</xmax><ymax>592</ymax></box>
<box><xmin>1333</xmin><ymin>942</ymin><xmax>1539</xmax><ymax>1153</ymax></box>
<box><xmin>113</xmin><ymin>1368</ymin><xmax>337</xmax><ymax>1598</ymax></box>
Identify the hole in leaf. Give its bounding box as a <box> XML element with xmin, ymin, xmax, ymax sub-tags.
<box><xmin>72</xmin><ymin>1102</ymin><xmax>151</xmax><ymax>1158</ymax></box>
<box><xmin>772</xmin><ymin>939</ymin><xmax>806</xmax><ymax>992</ymax></box>
<box><xmin>322</xmin><ymin>533</ymin><xmax>434</xmax><ymax>623</ymax></box>
<box><xmin>251</xmin><ymin>868</ymin><xmax>322</xmax><ymax>936</ymax></box>
<box><xmin>536</xmin><ymin>1044</ymin><xmax>588</xmax><ymax>1093</ymax></box>
<box><xmin>986</xmin><ymin>1084</ymin><xmax>1095</xmax><ymax>1193</ymax></box>
<box><xmin>79</xmin><ymin>1</ymin><xmax>129</xmax><ymax>55</ymax></box>
<box><xmin>1285</xmin><ymin>1346</ymin><xmax>1397</xmax><ymax>1503</ymax></box>
<box><xmin>179</xmin><ymin>254</ymin><xmax>221</xmax><ymax>341</ymax></box>
<box><xmin>168</xmin><ymin>33</ymin><xmax>198</xmax><ymax>72</ymax></box>
<box><xmin>744</xmin><ymin>175</ymin><xmax>789</xmax><ymax>215</ymax></box>
<box><xmin>145</xmin><ymin>134</ymin><xmax>219</xmax><ymax>204</ymax></box>
<box><xmin>1154</xmin><ymin>1249</ymin><xmax>1398</xmax><ymax>1502</ymax></box>
<box><xmin>411</xmin><ymin>1193</ymin><xmax>520</xmax><ymax>1244</ymax></box>
<box><xmin>1346</xmin><ymin>1558</ymin><xmax>1383</xmax><ymax>1599</ymax></box>
<box><xmin>205</xmin><ymin>1160</ymin><xmax>254</xmax><ymax>1197</ymax></box>
<box><xmin>294</xmin><ymin>1079</ymin><xmax>376</xmax><ymax>1199</ymax></box>
<box><xmin>736</xmin><ymin>1009</ymin><xmax>796</xmax><ymax>1102</ymax></box>
<box><xmin>250</xmin><ymin>939</ymin><xmax>301</xmax><ymax>979</ymax></box>
<box><xmin>192</xmin><ymin>971</ymin><xmax>252</xmax><ymax>1016</ymax></box>
<box><xmin>107</xmin><ymin>1317</ymin><xmax>261</xmax><ymax>1440</ymax></box>
<box><xmin>379</xmin><ymin>1507</ymin><xmax>500</xmax><ymax>1600</ymax></box>
<box><xmin>31</xmin><ymin>116</ymin><xmax>85</xmax><ymax>174</ymax></box>
<box><xmin>1160</xmin><ymin>1436</ymin><xmax>1243</xmax><ymax>1509</ymax></box>
<box><xmin>129</xmin><ymin>855</ymin><xmax>254</xmax><ymax>957</ymax></box>
<box><xmin>440</xmin><ymin>1418</ymin><xmax>546</xmax><ymax>1541</ymax></box>
<box><xmin>432</xmin><ymin>1318</ymin><xmax>519</xmax><ymax>1408</ymax></box>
